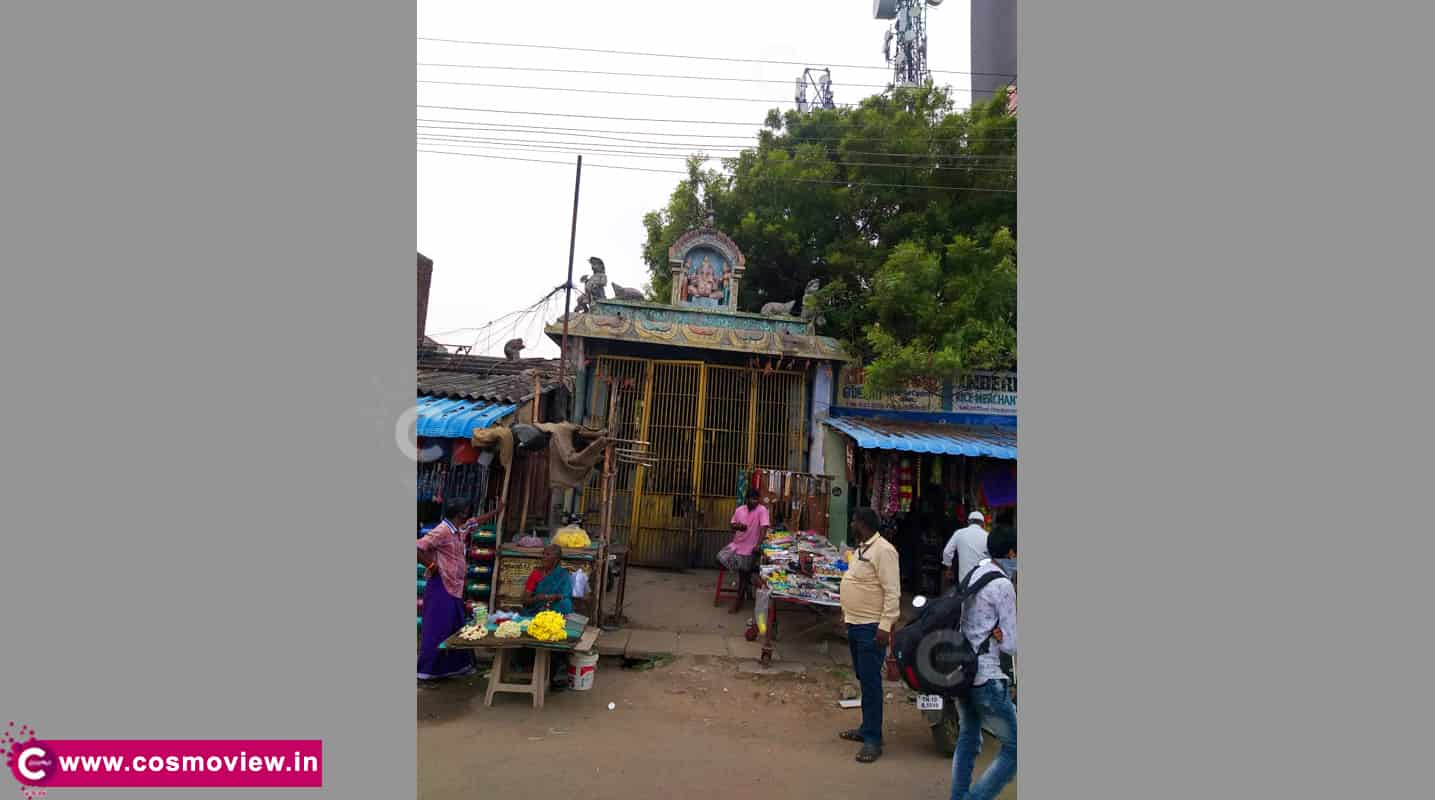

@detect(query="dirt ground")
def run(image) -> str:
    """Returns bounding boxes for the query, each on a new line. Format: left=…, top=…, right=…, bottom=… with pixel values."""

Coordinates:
left=417, top=651, right=1016, bottom=800
left=614, top=566, right=922, bottom=645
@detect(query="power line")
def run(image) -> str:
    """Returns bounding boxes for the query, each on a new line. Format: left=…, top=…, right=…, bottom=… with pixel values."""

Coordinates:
left=418, top=61, right=902, bottom=90
left=417, top=149, right=1016, bottom=193
left=420, top=103, right=774, bottom=127
left=419, top=77, right=990, bottom=99
left=418, top=104, right=1023, bottom=134
left=419, top=78, right=857, bottom=105
left=414, top=128, right=1017, bottom=162
left=416, top=117, right=1017, bottom=146
left=416, top=36, right=1017, bottom=78
left=415, top=138, right=1018, bottom=176
left=414, top=134, right=1020, bottom=173
left=473, top=287, right=568, bottom=353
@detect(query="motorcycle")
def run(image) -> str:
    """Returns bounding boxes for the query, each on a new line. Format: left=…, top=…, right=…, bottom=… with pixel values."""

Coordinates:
left=904, top=592, right=1017, bottom=756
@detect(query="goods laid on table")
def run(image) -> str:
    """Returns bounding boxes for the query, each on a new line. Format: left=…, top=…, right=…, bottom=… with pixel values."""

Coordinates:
left=444, top=611, right=586, bottom=649
left=758, top=529, right=847, bottom=605
left=494, top=620, right=524, bottom=639
left=456, top=622, right=488, bottom=641
left=526, top=610, right=569, bottom=642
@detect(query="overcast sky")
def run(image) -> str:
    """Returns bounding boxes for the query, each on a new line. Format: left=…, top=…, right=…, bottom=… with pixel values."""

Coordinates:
left=418, top=0, right=973, bottom=358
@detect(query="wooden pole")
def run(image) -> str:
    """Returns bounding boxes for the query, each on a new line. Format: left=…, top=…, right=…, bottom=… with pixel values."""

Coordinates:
left=557, top=155, right=582, bottom=415
left=599, top=386, right=618, bottom=543
left=600, top=444, right=613, bottom=544
left=515, top=374, right=543, bottom=537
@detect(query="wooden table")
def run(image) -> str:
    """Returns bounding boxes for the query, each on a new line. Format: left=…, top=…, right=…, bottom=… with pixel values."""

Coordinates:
left=442, top=626, right=599, bottom=710
left=756, top=590, right=844, bottom=666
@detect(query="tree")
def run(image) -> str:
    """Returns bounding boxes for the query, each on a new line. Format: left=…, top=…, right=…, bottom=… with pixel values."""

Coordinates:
left=864, top=228, right=1016, bottom=393
left=639, top=86, right=1016, bottom=389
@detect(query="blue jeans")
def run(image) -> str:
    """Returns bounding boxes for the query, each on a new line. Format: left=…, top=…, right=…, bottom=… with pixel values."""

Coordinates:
left=951, top=680, right=1017, bottom=800
left=847, top=623, right=887, bottom=748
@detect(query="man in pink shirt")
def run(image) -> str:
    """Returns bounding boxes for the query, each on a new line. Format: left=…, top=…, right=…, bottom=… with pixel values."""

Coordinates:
left=717, top=488, right=771, bottom=613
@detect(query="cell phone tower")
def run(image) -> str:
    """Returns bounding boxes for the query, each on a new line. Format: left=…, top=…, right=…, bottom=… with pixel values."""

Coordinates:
left=794, top=68, right=835, bottom=113
left=875, top=0, right=944, bottom=88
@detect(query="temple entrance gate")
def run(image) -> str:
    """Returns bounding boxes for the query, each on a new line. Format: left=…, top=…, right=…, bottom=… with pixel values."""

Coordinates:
left=581, top=355, right=807, bottom=568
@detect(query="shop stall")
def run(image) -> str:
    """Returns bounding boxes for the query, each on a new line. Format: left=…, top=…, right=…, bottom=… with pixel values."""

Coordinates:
left=823, top=409, right=1016, bottom=597
left=441, top=611, right=599, bottom=710
left=747, top=527, right=849, bottom=666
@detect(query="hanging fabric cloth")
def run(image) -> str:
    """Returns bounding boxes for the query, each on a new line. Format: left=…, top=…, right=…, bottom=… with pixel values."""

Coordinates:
left=883, top=456, right=895, bottom=511
left=898, top=457, right=913, bottom=513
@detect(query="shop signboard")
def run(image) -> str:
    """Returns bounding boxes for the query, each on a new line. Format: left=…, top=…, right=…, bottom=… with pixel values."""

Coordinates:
left=952, top=370, right=1018, bottom=415
left=834, top=366, right=942, bottom=412
left=835, top=366, right=1016, bottom=416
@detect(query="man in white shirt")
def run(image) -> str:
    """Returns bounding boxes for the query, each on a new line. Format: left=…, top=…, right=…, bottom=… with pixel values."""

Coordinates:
left=949, top=526, right=1017, bottom=800
left=942, top=511, right=990, bottom=590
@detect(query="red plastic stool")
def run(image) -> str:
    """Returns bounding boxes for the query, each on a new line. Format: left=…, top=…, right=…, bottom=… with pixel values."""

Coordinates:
left=714, top=566, right=741, bottom=606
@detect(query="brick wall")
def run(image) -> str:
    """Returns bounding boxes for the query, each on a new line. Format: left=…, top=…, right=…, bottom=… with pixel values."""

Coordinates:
left=417, top=252, right=433, bottom=344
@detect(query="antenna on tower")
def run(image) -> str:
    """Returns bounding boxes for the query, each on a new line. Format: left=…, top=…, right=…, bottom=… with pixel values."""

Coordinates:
left=795, top=68, right=835, bottom=113
left=875, top=0, right=941, bottom=89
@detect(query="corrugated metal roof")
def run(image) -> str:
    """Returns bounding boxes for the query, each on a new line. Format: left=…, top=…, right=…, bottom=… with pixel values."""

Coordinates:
left=415, top=396, right=517, bottom=439
left=825, top=416, right=1016, bottom=460
left=416, top=350, right=566, bottom=404
left=417, top=369, right=560, bottom=405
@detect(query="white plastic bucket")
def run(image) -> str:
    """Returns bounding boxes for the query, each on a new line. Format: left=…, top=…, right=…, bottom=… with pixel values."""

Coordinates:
left=567, top=652, right=599, bottom=691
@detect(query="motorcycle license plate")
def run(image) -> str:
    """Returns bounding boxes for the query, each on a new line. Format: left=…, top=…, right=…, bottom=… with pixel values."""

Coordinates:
left=916, top=694, right=944, bottom=711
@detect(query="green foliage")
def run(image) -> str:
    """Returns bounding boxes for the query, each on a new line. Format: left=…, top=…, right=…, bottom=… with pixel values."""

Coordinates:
left=640, top=86, right=1017, bottom=386
left=863, top=228, right=1016, bottom=393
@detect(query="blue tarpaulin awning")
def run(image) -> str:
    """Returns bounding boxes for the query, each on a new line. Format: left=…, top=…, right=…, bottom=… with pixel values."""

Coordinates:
left=415, top=396, right=517, bottom=439
left=825, top=416, right=1016, bottom=460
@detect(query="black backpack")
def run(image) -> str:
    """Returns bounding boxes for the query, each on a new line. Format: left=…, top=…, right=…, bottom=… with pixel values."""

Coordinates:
left=893, top=566, right=1009, bottom=697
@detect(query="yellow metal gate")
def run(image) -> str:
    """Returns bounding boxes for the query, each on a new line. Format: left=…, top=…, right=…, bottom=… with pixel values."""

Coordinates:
left=583, top=356, right=807, bottom=568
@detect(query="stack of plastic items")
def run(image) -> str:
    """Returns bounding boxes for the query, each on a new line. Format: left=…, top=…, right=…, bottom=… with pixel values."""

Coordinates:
left=463, top=520, right=497, bottom=619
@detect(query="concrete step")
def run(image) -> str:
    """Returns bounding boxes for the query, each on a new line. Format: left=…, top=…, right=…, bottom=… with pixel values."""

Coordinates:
left=624, top=629, right=679, bottom=659
left=677, top=632, right=727, bottom=657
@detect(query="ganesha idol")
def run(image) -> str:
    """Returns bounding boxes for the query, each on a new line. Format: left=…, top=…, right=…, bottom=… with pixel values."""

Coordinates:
left=682, top=254, right=728, bottom=308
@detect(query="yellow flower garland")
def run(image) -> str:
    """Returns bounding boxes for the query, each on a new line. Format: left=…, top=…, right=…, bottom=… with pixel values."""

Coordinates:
left=527, top=610, right=569, bottom=642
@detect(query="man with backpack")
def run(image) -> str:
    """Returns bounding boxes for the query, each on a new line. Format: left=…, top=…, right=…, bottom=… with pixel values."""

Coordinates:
left=949, top=526, right=1018, bottom=800
left=837, top=507, right=902, bottom=764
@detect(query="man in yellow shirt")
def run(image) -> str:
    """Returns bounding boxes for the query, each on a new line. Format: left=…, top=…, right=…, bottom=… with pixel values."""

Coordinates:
left=837, top=507, right=902, bottom=763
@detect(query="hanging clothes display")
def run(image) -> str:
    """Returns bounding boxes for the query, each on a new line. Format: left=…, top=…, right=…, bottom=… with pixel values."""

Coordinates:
left=898, top=457, right=914, bottom=513
left=883, top=455, right=900, bottom=516
left=981, top=462, right=1018, bottom=508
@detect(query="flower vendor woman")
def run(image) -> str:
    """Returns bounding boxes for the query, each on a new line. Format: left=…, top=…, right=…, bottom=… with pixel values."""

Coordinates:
left=519, top=543, right=574, bottom=690
left=521, top=544, right=573, bottom=617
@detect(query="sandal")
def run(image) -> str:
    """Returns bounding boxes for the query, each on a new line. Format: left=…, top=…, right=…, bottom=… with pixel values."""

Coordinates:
left=855, top=744, right=882, bottom=763
left=838, top=729, right=864, bottom=743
